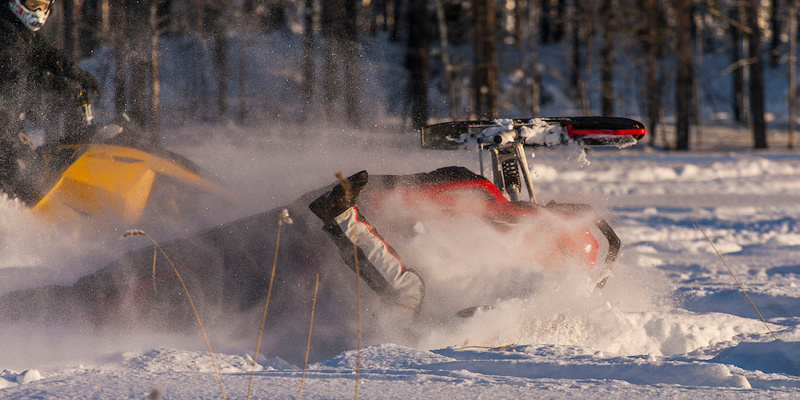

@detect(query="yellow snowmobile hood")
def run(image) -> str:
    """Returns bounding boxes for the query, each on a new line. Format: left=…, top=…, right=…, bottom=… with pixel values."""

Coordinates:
left=32, top=143, right=233, bottom=225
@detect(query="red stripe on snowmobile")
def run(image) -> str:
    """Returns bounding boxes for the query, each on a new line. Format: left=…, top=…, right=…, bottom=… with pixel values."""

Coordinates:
left=566, top=125, right=647, bottom=138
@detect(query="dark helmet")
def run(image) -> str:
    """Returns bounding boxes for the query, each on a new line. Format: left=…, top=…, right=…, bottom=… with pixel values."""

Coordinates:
left=7, top=0, right=54, bottom=31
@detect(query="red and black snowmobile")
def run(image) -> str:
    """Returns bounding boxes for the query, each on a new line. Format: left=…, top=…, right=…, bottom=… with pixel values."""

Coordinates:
left=0, top=116, right=644, bottom=363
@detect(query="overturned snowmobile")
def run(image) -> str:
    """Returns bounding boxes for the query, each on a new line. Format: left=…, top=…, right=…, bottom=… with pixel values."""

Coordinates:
left=0, top=116, right=644, bottom=363
left=414, top=117, right=644, bottom=289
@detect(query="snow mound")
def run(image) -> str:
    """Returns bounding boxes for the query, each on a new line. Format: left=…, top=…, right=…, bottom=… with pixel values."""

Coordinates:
left=1, top=369, right=42, bottom=389
left=313, top=343, right=456, bottom=370
left=432, top=345, right=751, bottom=388
left=711, top=340, right=800, bottom=376
left=121, top=348, right=295, bottom=374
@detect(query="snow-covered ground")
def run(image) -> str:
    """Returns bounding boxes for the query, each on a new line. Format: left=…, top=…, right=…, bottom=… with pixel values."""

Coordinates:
left=3, top=20, right=800, bottom=398
left=3, top=126, right=800, bottom=398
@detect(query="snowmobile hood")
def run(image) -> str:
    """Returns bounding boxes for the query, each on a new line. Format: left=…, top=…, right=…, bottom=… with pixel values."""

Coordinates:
left=31, top=143, right=234, bottom=225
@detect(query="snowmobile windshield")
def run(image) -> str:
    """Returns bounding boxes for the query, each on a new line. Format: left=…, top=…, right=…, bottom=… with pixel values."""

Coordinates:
left=22, top=0, right=52, bottom=12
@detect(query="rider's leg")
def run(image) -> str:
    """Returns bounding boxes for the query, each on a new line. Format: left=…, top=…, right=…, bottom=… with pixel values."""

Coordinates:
left=309, top=171, right=425, bottom=317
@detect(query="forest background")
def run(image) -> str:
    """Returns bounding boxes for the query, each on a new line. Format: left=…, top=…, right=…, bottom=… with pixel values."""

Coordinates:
left=33, top=0, right=798, bottom=151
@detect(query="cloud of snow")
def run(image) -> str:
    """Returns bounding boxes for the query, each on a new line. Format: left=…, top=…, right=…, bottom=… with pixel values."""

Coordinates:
left=352, top=178, right=686, bottom=358
left=0, top=122, right=672, bottom=370
left=0, top=122, right=482, bottom=369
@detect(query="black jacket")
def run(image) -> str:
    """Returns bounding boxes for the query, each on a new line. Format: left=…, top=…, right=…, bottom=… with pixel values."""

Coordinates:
left=0, top=6, right=92, bottom=132
left=0, top=6, right=97, bottom=201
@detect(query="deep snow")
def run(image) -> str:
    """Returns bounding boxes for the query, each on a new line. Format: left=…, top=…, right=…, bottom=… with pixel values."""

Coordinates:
left=2, top=127, right=800, bottom=398
left=3, top=20, right=800, bottom=398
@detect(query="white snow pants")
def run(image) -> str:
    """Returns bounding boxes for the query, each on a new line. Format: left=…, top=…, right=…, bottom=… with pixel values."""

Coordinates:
left=324, top=206, right=424, bottom=314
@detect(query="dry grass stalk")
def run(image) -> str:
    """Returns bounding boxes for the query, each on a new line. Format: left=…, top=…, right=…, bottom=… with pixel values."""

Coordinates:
left=335, top=172, right=362, bottom=400
left=123, top=230, right=226, bottom=399
left=297, top=273, right=320, bottom=400
left=247, top=209, right=293, bottom=400
left=150, top=247, right=158, bottom=292
left=691, top=217, right=778, bottom=340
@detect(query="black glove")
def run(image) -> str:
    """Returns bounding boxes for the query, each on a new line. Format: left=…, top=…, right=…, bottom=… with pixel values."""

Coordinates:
left=75, top=70, right=101, bottom=95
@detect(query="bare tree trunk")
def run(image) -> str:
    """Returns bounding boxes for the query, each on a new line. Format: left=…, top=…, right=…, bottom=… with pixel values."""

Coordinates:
left=473, top=0, right=499, bottom=119
left=407, top=0, right=429, bottom=129
left=238, top=35, right=248, bottom=124
left=128, top=2, right=150, bottom=130
left=577, top=3, right=595, bottom=115
left=128, top=56, right=149, bottom=128
left=322, top=1, right=344, bottom=120
left=390, top=0, right=407, bottom=42
left=692, top=23, right=703, bottom=149
left=565, top=0, right=589, bottom=113
left=540, top=0, right=551, bottom=43
left=343, top=0, right=361, bottom=127
left=374, top=0, right=390, bottom=33
left=366, top=0, right=384, bottom=34
left=730, top=7, right=742, bottom=123
left=384, top=0, right=396, bottom=33
left=149, top=0, right=161, bottom=143
left=215, top=38, right=228, bottom=122
left=234, top=0, right=249, bottom=124
left=513, top=0, right=524, bottom=47
left=243, top=0, right=258, bottom=27
left=733, top=3, right=751, bottom=126
left=771, top=0, right=782, bottom=66
left=675, top=0, right=693, bottom=150
left=301, top=0, right=315, bottom=122
left=645, top=0, right=664, bottom=148
left=749, top=0, right=768, bottom=148
left=80, top=0, right=109, bottom=56
left=579, top=2, right=593, bottom=115
left=789, top=0, right=797, bottom=149
left=210, top=4, right=229, bottom=121
left=487, top=0, right=499, bottom=118
left=526, top=0, right=541, bottom=117
left=63, top=0, right=80, bottom=61
left=541, top=0, right=565, bottom=43
left=244, top=0, right=283, bottom=31
left=61, top=0, right=83, bottom=140
left=111, top=0, right=127, bottom=118
left=434, top=0, right=457, bottom=119
left=99, top=0, right=109, bottom=37
left=600, top=0, right=615, bottom=116
left=568, top=0, right=581, bottom=98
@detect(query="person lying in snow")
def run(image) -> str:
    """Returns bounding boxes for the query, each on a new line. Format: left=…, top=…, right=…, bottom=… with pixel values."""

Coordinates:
left=309, top=170, right=425, bottom=327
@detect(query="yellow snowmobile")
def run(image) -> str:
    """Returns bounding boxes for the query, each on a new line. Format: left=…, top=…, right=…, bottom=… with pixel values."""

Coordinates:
left=23, top=109, right=232, bottom=226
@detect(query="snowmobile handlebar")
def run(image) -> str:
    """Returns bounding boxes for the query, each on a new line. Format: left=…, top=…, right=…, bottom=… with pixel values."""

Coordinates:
left=477, top=130, right=518, bottom=147
left=77, top=89, right=94, bottom=126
